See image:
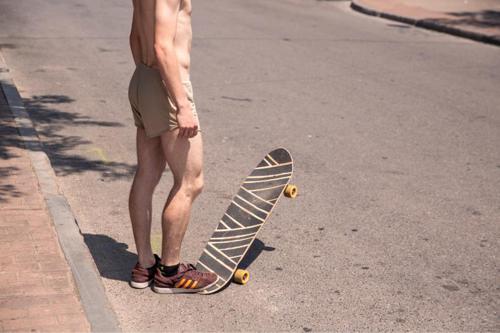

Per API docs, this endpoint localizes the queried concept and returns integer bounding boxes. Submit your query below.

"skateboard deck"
[196,148,295,294]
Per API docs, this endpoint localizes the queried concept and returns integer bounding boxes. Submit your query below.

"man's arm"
[154,0,198,138]
[130,0,141,65]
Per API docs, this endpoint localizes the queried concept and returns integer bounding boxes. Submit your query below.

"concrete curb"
[0,54,121,332]
[351,0,500,47]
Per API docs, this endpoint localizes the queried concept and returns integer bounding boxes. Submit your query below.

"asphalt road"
[1,0,499,331]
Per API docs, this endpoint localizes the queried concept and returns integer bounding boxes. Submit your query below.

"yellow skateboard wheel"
[233,269,250,285]
[284,184,298,198]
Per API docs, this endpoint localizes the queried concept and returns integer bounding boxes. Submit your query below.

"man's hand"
[177,105,199,138]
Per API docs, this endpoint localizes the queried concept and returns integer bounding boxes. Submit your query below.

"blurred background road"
[0,0,499,331]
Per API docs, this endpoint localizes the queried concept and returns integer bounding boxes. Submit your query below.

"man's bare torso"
[133,0,192,81]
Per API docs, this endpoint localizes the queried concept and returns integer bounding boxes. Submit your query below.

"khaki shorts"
[128,63,199,137]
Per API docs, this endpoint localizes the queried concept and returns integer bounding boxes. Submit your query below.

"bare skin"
[128,0,203,268]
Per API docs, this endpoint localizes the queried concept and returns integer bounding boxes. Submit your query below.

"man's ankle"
[138,255,156,269]
[158,263,180,277]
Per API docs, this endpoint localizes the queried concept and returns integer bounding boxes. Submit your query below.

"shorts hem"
[145,126,179,138]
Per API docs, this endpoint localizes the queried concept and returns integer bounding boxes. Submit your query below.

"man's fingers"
[178,123,199,138]
[178,126,199,138]
[190,126,199,138]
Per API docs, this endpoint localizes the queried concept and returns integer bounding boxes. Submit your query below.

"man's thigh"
[135,127,166,175]
[159,130,203,183]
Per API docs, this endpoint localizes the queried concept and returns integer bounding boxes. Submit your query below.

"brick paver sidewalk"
[0,88,89,331]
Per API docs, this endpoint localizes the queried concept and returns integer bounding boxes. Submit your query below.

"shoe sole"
[130,279,153,289]
[153,279,218,294]
[152,285,200,294]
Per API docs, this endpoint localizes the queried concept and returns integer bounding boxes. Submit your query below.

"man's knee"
[193,175,204,196]
[181,174,204,198]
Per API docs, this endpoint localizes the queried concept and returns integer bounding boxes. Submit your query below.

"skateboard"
[196,148,297,294]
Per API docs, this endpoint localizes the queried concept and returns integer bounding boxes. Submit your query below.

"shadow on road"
[23,93,135,179]
[238,238,276,270]
[0,78,136,203]
[83,232,277,285]
[83,233,136,282]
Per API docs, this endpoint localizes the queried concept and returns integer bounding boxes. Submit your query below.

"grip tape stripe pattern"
[196,148,293,294]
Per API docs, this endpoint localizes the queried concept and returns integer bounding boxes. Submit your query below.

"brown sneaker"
[153,263,218,294]
[130,254,160,289]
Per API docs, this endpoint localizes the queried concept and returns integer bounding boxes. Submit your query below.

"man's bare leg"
[159,130,204,266]
[129,127,166,268]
